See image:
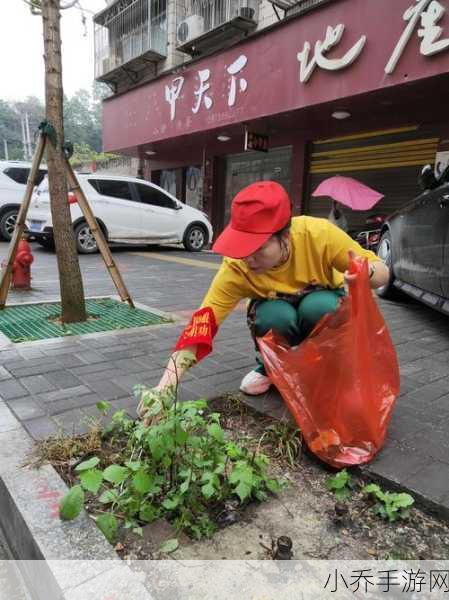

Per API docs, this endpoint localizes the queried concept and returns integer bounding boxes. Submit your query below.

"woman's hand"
[136,384,175,427]
[343,250,358,285]
[344,250,390,289]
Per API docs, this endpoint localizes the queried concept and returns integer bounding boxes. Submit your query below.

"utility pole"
[25,113,33,160]
[3,140,9,161]
[21,115,28,160]
[41,0,87,323]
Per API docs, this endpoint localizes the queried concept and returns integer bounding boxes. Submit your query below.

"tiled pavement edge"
[0,402,150,598]
[1,243,449,517]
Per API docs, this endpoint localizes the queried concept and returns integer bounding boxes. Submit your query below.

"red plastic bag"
[258,256,400,468]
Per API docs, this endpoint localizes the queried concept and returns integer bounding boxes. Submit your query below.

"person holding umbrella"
[328,200,349,232]
[138,180,390,418]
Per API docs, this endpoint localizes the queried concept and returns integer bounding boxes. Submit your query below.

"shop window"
[160,169,178,197]
[185,166,203,210]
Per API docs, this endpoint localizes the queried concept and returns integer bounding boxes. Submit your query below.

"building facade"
[96,0,449,236]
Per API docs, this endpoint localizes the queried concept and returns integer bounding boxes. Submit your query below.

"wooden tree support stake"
[65,159,135,308]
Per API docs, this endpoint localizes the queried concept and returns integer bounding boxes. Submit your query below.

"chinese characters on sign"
[324,568,449,594]
[226,55,248,107]
[296,24,366,83]
[192,69,213,114]
[164,1,449,121]
[164,77,184,121]
[386,0,449,73]
[165,54,249,121]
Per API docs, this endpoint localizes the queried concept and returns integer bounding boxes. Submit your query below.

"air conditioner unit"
[177,15,205,45]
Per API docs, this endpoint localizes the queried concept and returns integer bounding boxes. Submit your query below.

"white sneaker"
[240,370,272,395]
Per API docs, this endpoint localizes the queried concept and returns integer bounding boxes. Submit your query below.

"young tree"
[29,0,87,323]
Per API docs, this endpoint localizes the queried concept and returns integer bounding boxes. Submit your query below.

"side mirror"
[174,202,183,210]
[419,164,438,191]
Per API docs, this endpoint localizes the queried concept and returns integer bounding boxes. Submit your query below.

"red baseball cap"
[212,181,292,259]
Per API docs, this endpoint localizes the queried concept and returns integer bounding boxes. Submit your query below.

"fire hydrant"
[11,239,34,289]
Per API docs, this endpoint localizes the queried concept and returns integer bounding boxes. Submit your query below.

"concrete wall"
[76,156,142,178]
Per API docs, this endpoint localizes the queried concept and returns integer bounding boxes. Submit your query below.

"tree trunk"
[41,0,87,323]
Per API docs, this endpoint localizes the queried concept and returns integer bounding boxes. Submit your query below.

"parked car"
[376,164,449,316]
[0,160,47,241]
[26,174,213,253]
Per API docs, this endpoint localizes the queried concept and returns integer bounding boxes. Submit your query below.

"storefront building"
[99,0,449,237]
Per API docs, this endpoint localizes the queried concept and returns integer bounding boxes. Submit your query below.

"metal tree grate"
[0,298,172,343]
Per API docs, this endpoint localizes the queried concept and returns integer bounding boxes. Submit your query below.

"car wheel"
[0,209,18,241]
[74,222,98,254]
[183,224,207,252]
[375,230,398,299]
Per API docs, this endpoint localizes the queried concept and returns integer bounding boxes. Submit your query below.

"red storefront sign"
[103,0,449,151]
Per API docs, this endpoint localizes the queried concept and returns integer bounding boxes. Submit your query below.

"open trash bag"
[258,256,400,468]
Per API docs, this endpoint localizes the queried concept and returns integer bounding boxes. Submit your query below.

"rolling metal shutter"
[305,126,440,229]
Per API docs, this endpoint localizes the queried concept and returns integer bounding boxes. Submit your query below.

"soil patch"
[31,394,449,560]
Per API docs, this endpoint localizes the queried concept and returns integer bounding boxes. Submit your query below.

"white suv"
[26,173,213,253]
[0,161,47,240]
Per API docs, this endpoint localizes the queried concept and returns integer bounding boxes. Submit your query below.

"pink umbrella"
[312,176,384,211]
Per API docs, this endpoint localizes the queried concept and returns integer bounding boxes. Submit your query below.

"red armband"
[174,307,218,362]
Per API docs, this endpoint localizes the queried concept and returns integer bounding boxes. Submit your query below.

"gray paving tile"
[46,394,103,416]
[4,362,63,378]
[365,444,432,486]
[39,385,92,404]
[110,358,152,374]
[403,460,449,503]
[0,379,29,400]
[0,350,21,362]
[74,350,108,364]
[406,380,449,404]
[53,409,90,436]
[70,362,119,377]
[54,354,85,368]
[16,347,46,359]
[44,370,82,389]
[22,416,59,440]
[86,379,131,401]
[111,374,151,394]
[18,375,57,395]
[80,368,125,385]
[0,366,13,381]
[7,398,46,420]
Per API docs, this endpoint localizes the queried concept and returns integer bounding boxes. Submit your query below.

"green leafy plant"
[59,387,286,545]
[326,468,353,501]
[362,483,414,522]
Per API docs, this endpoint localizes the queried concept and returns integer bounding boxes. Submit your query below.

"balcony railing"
[94,0,167,81]
[176,0,259,53]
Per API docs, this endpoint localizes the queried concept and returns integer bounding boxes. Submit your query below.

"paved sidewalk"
[1,242,449,517]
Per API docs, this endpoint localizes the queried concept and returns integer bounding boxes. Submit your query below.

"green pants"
[252,289,346,374]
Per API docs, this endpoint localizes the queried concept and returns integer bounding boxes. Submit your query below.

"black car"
[376,165,449,316]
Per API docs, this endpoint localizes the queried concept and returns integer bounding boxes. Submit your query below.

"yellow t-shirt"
[201,216,380,325]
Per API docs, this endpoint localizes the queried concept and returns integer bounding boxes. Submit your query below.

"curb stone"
[0,402,152,600]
